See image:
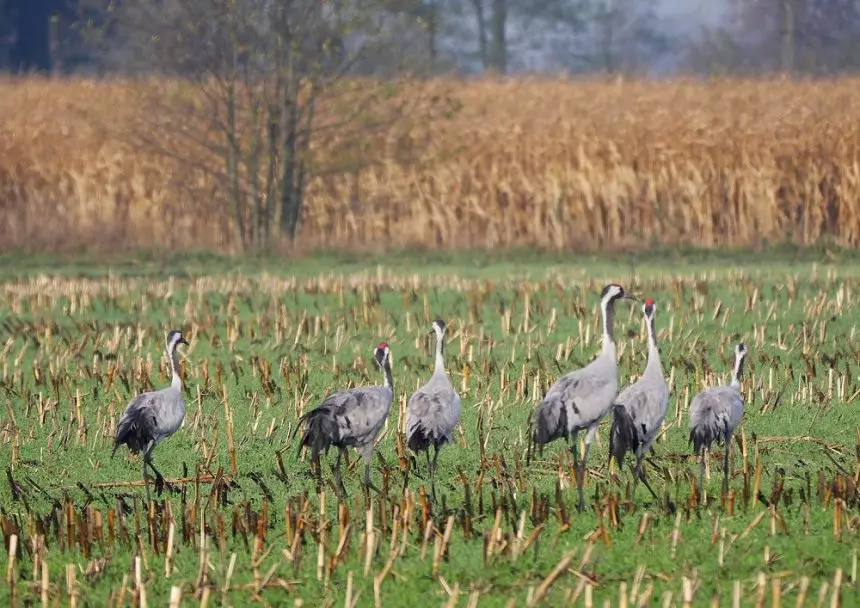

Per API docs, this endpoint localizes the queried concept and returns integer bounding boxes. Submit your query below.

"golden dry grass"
[1,75,860,253]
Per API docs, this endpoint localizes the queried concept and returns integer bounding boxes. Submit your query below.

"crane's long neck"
[169,342,182,391]
[434,330,446,376]
[600,295,617,358]
[645,312,662,374]
[730,353,745,389]
[382,362,394,390]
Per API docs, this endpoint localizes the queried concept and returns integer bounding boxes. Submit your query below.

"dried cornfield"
[1,76,860,254]
[0,258,858,605]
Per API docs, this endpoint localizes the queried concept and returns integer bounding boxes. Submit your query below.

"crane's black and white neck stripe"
[642,298,664,375]
[598,283,627,356]
[730,343,747,389]
[166,330,189,390]
[431,318,447,372]
[375,342,394,389]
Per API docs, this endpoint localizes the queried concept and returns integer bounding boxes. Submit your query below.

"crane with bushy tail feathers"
[406,318,461,501]
[609,298,669,506]
[113,329,189,504]
[296,342,394,498]
[689,343,747,496]
[531,283,636,512]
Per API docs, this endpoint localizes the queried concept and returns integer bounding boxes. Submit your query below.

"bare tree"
[88,0,434,251]
[716,0,860,74]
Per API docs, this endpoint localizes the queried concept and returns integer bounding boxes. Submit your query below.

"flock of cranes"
[112,284,747,509]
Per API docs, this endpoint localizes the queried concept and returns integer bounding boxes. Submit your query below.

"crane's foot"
[154,474,166,496]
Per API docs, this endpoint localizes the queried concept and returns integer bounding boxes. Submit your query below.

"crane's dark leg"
[363,447,380,494]
[569,432,580,470]
[143,440,166,496]
[722,434,732,496]
[142,459,151,504]
[333,448,346,499]
[575,439,590,513]
[634,458,660,503]
[146,457,166,496]
[698,448,706,503]
[430,444,441,503]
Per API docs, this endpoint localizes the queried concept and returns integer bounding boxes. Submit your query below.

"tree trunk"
[489,0,507,73]
[471,0,489,69]
[427,0,438,63]
[779,0,795,73]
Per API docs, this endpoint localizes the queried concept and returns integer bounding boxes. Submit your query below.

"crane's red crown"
[644,298,656,307]
[378,342,390,350]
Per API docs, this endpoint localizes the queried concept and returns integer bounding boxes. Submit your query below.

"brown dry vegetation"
[1,75,860,254]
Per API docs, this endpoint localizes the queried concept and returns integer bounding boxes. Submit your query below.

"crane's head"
[374,342,391,369]
[166,329,189,351]
[430,318,447,337]
[643,297,656,319]
[600,283,638,306]
[735,343,747,358]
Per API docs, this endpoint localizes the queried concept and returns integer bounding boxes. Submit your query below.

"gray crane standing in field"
[532,283,635,512]
[112,329,190,503]
[406,318,462,502]
[689,343,747,496]
[296,342,394,498]
[610,298,670,506]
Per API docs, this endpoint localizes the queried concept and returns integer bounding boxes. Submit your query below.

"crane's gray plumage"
[610,298,669,505]
[406,318,462,500]
[296,342,394,497]
[113,329,189,503]
[532,283,632,512]
[689,343,747,496]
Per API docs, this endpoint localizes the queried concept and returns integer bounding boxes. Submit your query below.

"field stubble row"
[0,268,859,605]
[2,77,860,253]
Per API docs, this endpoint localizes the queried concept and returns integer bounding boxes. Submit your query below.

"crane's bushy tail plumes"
[688,404,729,454]
[532,400,564,454]
[609,404,640,469]
[297,408,340,464]
[407,423,435,453]
[112,406,157,457]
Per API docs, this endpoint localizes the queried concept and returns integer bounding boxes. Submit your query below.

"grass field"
[4,76,860,254]
[0,251,858,606]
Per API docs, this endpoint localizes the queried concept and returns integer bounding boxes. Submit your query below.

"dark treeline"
[3,0,860,78]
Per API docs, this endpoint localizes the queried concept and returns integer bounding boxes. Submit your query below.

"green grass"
[0,251,858,606]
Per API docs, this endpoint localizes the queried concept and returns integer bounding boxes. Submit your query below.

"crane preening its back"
[406,318,462,502]
[609,297,670,509]
[531,283,637,512]
[296,342,394,499]
[112,329,190,504]
[689,343,747,497]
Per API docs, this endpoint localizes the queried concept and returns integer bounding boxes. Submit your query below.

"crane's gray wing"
[320,386,393,443]
[113,391,160,455]
[406,384,461,449]
[688,386,743,452]
[616,381,669,435]
[534,369,617,445]
[610,385,668,466]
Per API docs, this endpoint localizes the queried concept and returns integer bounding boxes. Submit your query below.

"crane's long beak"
[624,294,643,303]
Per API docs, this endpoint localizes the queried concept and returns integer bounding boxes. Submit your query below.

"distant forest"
[3,0,860,77]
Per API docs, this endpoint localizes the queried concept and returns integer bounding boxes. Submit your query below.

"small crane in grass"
[295,342,394,498]
[406,318,462,502]
[531,283,636,512]
[689,343,747,497]
[610,298,669,507]
[112,329,189,503]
